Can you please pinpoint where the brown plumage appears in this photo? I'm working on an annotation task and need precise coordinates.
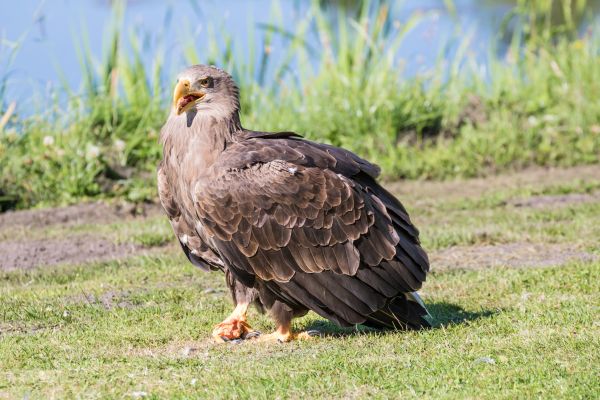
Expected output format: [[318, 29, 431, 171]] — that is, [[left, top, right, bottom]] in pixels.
[[158, 65, 431, 342]]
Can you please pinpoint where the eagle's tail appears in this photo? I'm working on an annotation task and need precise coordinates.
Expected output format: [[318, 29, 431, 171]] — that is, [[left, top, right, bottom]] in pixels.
[[364, 292, 432, 330]]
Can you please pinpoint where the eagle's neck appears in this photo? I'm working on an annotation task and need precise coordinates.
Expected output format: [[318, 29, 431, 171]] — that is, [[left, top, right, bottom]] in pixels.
[[161, 110, 243, 173]]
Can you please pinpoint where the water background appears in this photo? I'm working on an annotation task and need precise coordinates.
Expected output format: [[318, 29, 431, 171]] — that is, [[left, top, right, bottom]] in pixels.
[[1, 0, 599, 107]]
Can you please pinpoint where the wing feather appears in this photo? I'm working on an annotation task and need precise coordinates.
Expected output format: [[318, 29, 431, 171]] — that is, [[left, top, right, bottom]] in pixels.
[[158, 164, 223, 271], [187, 137, 429, 328], [195, 155, 427, 286]]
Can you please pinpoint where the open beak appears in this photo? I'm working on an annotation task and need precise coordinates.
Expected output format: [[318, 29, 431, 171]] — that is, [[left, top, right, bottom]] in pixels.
[[173, 79, 205, 115]]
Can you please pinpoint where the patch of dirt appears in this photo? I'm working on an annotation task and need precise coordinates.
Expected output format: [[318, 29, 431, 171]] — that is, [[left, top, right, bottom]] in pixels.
[[431, 243, 596, 271], [390, 164, 600, 204], [0, 236, 140, 270], [0, 201, 161, 230], [508, 191, 600, 208], [1, 165, 598, 272]]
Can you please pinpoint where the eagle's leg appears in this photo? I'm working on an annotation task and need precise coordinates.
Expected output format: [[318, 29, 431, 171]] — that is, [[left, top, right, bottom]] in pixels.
[[212, 272, 260, 342], [253, 301, 319, 343]]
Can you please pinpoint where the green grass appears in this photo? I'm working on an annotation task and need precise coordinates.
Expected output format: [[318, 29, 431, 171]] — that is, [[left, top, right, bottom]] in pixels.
[[1, 1, 600, 210], [1, 256, 598, 398], [0, 257, 600, 398], [1, 166, 599, 398]]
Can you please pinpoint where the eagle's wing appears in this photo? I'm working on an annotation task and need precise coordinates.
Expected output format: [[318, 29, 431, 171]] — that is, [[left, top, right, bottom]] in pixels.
[[193, 137, 429, 328], [157, 163, 223, 271]]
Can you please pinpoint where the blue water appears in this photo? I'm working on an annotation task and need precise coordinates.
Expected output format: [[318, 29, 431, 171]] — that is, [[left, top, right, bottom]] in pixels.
[[0, 1, 598, 108]]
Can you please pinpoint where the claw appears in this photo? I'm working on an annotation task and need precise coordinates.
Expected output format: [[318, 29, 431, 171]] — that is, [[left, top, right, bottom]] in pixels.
[[217, 335, 243, 344], [243, 330, 262, 340]]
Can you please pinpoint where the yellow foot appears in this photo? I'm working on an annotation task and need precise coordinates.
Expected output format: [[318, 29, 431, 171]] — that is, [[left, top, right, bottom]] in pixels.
[[249, 329, 321, 343], [212, 318, 259, 342]]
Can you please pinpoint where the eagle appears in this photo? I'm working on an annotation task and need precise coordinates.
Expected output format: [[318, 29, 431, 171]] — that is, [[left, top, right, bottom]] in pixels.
[[158, 65, 431, 342]]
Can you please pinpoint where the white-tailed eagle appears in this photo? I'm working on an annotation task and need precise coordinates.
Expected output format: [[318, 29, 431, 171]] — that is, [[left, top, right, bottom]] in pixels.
[[158, 65, 430, 342]]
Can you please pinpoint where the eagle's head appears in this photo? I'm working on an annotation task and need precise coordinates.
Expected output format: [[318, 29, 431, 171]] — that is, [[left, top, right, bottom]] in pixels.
[[172, 65, 240, 120]]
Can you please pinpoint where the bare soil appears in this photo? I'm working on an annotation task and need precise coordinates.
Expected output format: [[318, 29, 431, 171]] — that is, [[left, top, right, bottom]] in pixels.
[[0, 236, 140, 270], [0, 201, 161, 230], [508, 191, 600, 208], [389, 164, 600, 205], [430, 243, 596, 271], [0, 165, 598, 271]]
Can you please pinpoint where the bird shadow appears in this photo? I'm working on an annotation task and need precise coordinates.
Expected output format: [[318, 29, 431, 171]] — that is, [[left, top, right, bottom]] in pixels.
[[426, 301, 498, 328], [299, 301, 498, 338]]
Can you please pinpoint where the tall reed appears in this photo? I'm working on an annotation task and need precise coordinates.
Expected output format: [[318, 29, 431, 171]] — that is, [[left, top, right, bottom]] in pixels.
[[0, 0, 598, 209]]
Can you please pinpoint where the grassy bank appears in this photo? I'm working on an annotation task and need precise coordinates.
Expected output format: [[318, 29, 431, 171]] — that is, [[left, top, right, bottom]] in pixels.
[[1, 1, 599, 210], [1, 165, 599, 398]]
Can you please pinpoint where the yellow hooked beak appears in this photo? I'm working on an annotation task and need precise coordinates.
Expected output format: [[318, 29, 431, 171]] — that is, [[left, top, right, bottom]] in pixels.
[[173, 79, 206, 115]]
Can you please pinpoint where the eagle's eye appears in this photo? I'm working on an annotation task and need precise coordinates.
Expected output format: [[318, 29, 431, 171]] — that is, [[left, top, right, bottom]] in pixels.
[[199, 77, 212, 88]]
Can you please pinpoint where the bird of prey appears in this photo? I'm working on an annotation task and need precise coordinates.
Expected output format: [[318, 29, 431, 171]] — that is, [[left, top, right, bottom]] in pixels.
[[158, 65, 431, 342]]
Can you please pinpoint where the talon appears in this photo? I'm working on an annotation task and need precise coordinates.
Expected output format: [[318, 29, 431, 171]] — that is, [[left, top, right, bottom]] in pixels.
[[244, 331, 261, 340]]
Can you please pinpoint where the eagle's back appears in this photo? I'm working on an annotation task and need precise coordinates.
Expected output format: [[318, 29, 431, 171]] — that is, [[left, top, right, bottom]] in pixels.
[[187, 132, 431, 329]]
